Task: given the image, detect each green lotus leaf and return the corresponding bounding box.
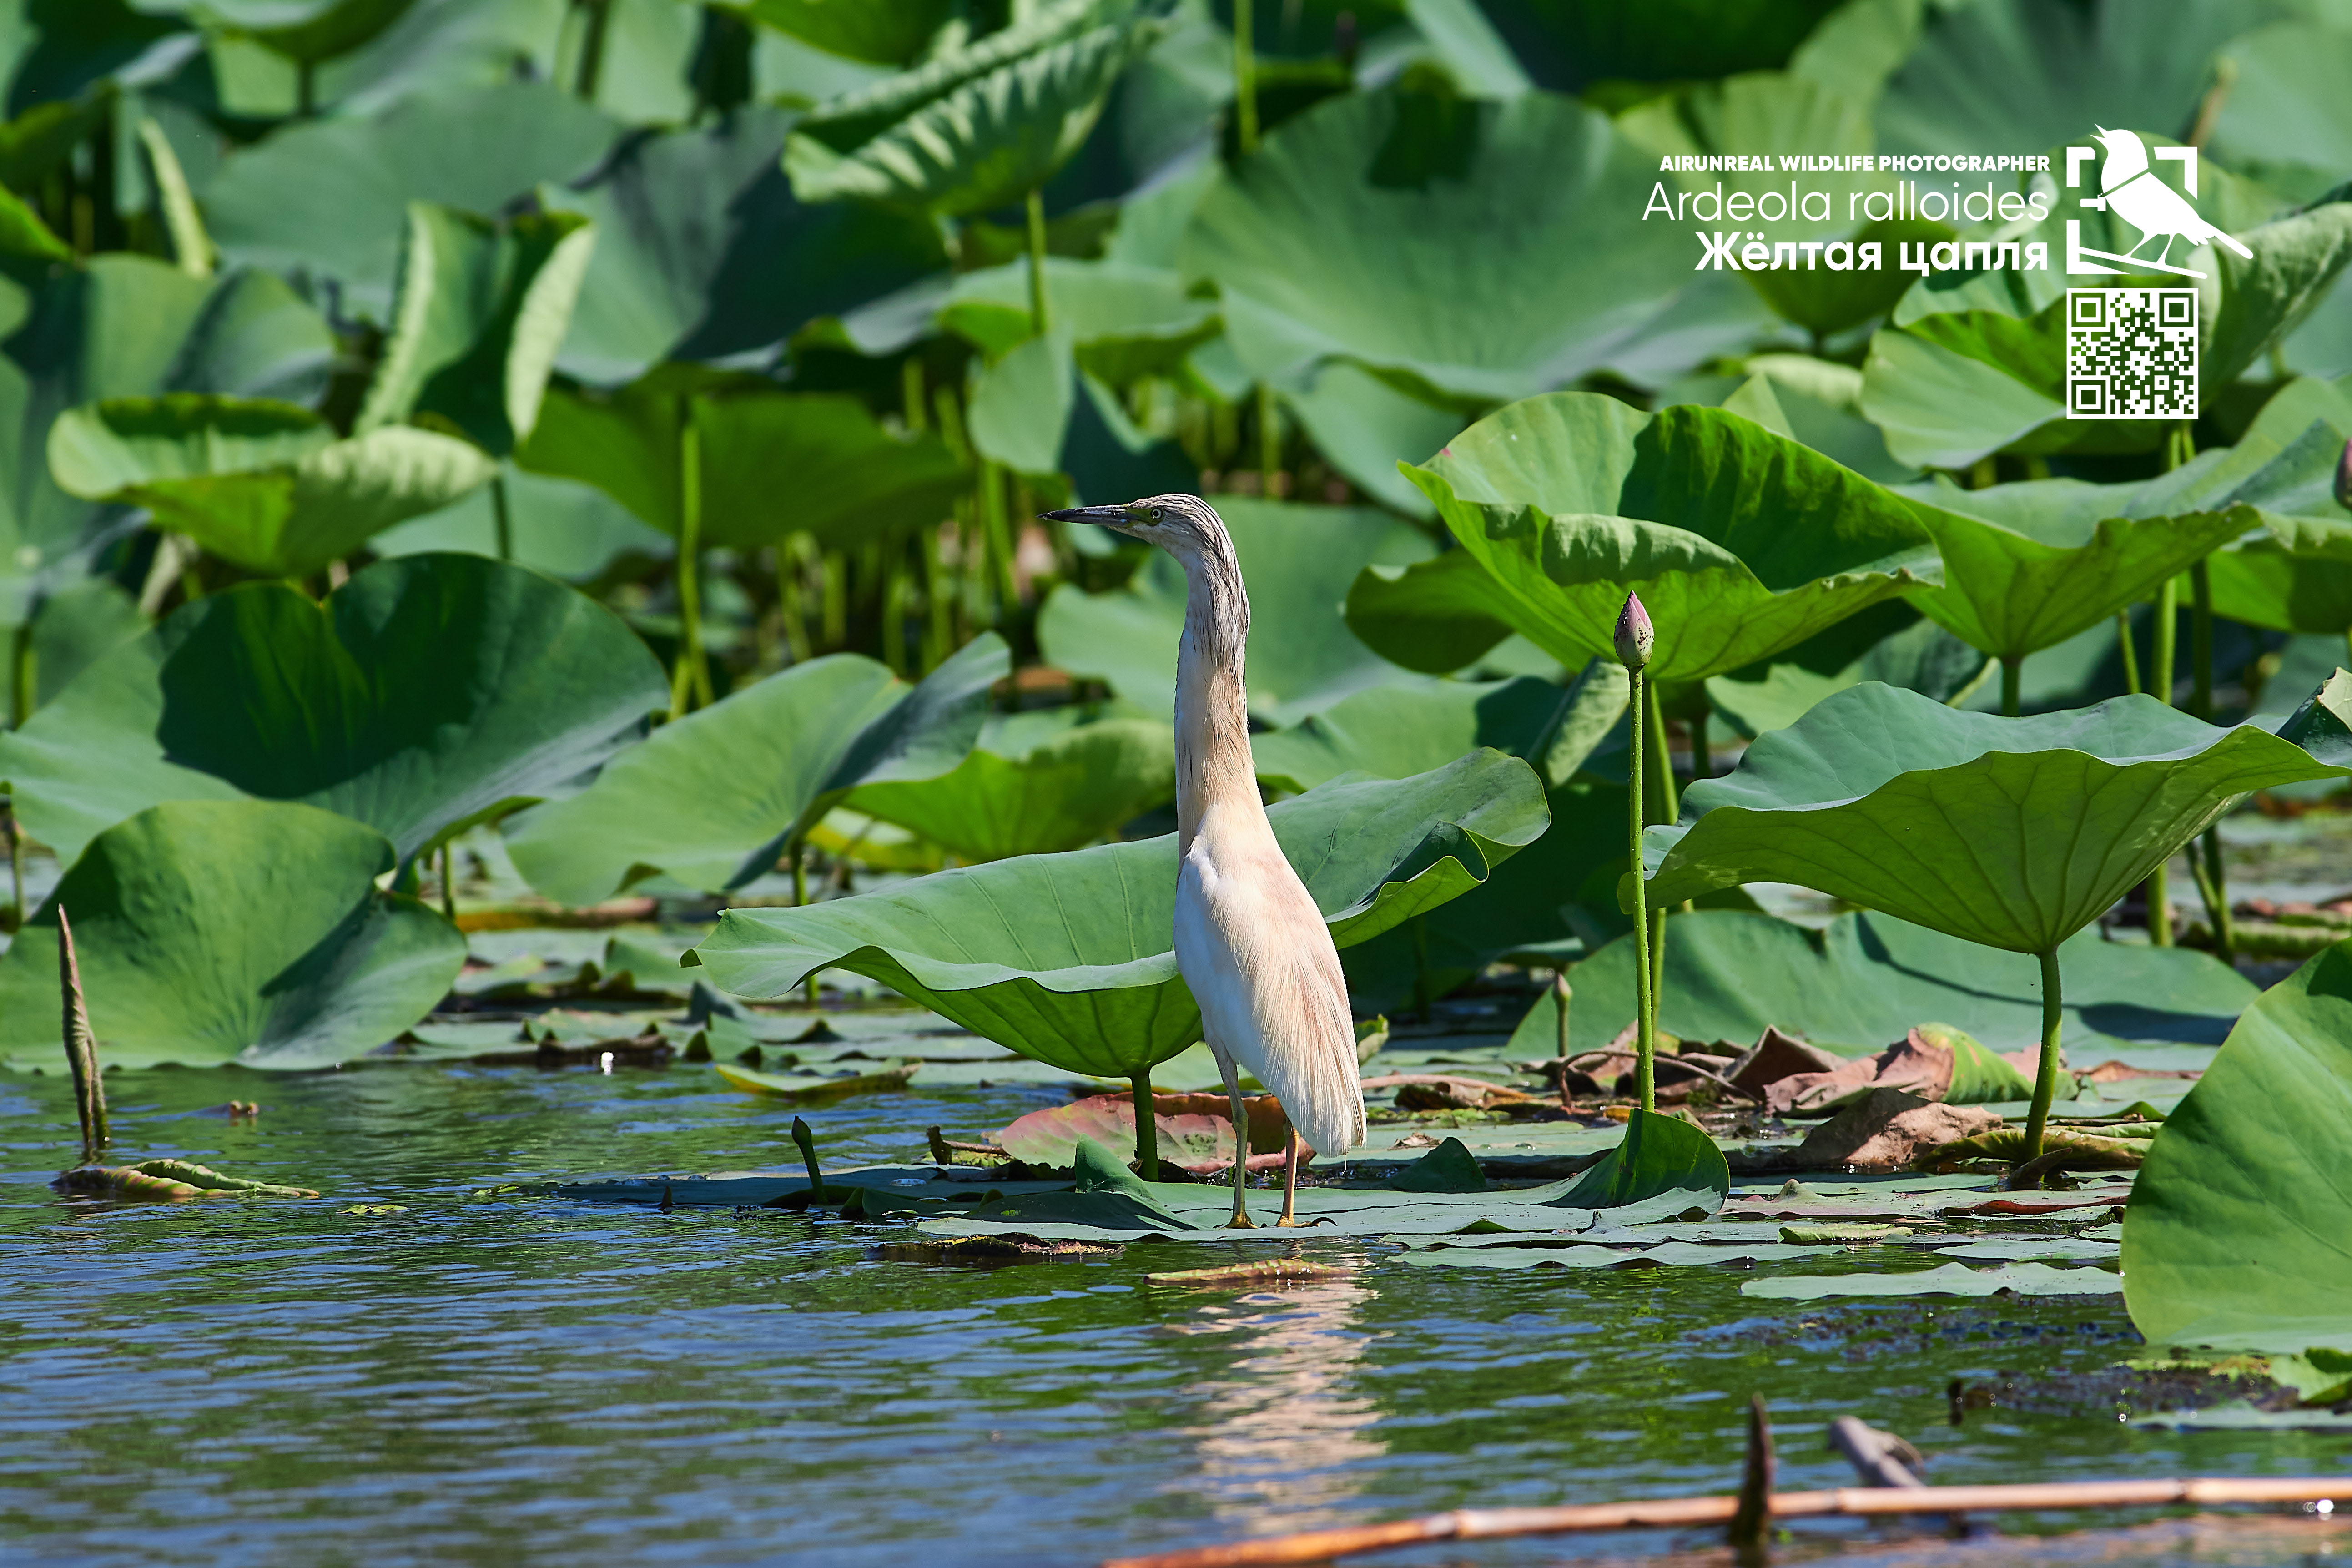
[1554,1108,1729,1215]
[543,105,946,384]
[1509,908,2256,1059]
[1478,0,1841,89]
[966,328,1075,476]
[504,634,1008,907]
[371,467,670,584]
[782,0,1166,218]
[1250,674,1581,795]
[47,394,499,577]
[1707,608,1989,739]
[1859,145,2351,469]
[2279,670,2352,771]
[1719,361,1919,486]
[1641,683,2345,954]
[2122,939,2352,1352]
[685,750,1549,1079]
[2,258,336,630]
[1344,550,1516,676]
[720,0,956,65]
[0,800,464,1072]
[203,81,620,311]
[939,257,1218,385]
[2201,377,2352,635]
[0,553,666,869]
[1279,360,1465,518]
[1896,477,2256,666]
[517,364,968,551]
[1037,496,1436,725]
[0,182,70,262]
[1179,79,1694,403]
[2209,22,2352,204]
[845,707,1175,863]
[1397,392,1940,684]
[192,0,421,65]
[355,202,595,456]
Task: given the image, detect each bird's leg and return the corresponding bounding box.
[1276,1125,1304,1226]
[1214,1049,1257,1229]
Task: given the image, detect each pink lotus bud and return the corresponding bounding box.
[2336,437,2352,512]
[1614,591,1653,671]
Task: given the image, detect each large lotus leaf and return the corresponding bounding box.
[369,464,670,583]
[940,257,1218,386]
[845,707,1175,863]
[0,553,665,870]
[2201,377,2352,633]
[2123,940,2352,1352]
[1554,1109,1729,1216]
[47,394,498,577]
[1872,0,2253,158]
[1249,675,1569,797]
[543,104,946,385]
[1179,80,1692,403]
[725,0,955,65]
[1,257,334,629]
[504,635,1008,907]
[1617,71,1924,338]
[516,366,967,551]
[685,750,1549,1078]
[1471,0,1841,91]
[1896,477,2256,663]
[1641,684,2346,955]
[782,0,1165,218]
[1344,549,1516,677]
[188,0,421,64]
[0,800,464,1072]
[354,202,595,456]
[1037,496,1436,725]
[965,328,1074,477]
[202,81,620,311]
[1398,393,1940,684]
[1719,363,1919,488]
[1508,909,2257,1060]
[2209,22,2352,204]
[1280,360,1465,519]
[1860,154,2352,469]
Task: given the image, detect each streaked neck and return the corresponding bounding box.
[1172,527,1257,852]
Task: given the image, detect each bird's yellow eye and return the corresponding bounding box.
[1150,507,1165,520]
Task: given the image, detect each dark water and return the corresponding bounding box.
[3,1058,2346,1568]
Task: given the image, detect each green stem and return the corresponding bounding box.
[573,0,612,100]
[2118,610,2141,696]
[1256,382,1279,498]
[491,474,513,563]
[2000,654,2022,718]
[1410,915,1431,1025]
[2203,827,2236,965]
[793,841,817,1005]
[881,544,909,675]
[2018,948,2064,1184]
[2149,575,2178,946]
[1131,1068,1158,1178]
[60,908,107,1165]
[779,538,812,665]
[1626,671,1656,1113]
[8,621,32,730]
[1024,189,1051,336]
[1644,678,1679,824]
[4,798,22,934]
[2189,557,2214,720]
[671,409,710,713]
[1687,687,1712,781]
[1233,0,1258,155]
[1552,972,1572,1108]
[791,1115,823,1197]
[1648,906,1667,1044]
[439,842,456,922]
[296,61,316,116]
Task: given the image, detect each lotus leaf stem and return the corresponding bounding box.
[671,409,712,713]
[490,474,513,563]
[572,0,613,100]
[7,621,30,728]
[1999,655,2021,718]
[1233,0,1259,155]
[1552,972,1571,1107]
[2147,576,2178,946]
[1025,190,1052,336]
[2116,610,2140,695]
[2185,557,2232,960]
[2018,947,2064,1183]
[3,797,20,933]
[1626,666,1656,1113]
[1130,1068,1158,1176]
[881,545,909,675]
[1256,383,1279,497]
[790,1115,822,1197]
[439,842,456,923]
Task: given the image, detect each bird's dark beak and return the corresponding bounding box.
[1039,506,1133,526]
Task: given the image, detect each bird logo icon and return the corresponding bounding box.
[2070,127,2251,279]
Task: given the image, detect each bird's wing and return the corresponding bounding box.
[1174,829,1366,1156]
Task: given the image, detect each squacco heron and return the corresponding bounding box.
[1043,494,1366,1226]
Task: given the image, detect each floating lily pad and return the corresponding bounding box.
[2123,940,2352,1353]
[0,552,667,870]
[0,800,464,1072]
[1742,1261,2123,1300]
[1642,685,2344,954]
[1250,675,1584,795]
[505,635,1007,907]
[1389,393,1940,684]
[687,751,1548,1079]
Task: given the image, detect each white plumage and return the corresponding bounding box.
[1043,492,1365,1225]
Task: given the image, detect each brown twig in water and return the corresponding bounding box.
[59,908,107,1166]
[1098,1477,2352,1567]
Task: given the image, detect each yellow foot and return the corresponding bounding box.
[1224,1213,1259,1230]
[1275,1215,1304,1227]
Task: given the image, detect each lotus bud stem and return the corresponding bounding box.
[1130,1068,1159,1178]
[1614,591,1654,671]
[59,907,106,1167]
[1625,666,1657,1113]
[791,1115,824,1202]
[1552,971,1572,1108]
[2336,437,2352,511]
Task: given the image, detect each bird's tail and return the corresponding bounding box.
[1258,980,1367,1158]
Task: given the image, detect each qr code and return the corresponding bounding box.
[2066,288,2197,419]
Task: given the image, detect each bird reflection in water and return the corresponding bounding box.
[1179,1277,1384,1533]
